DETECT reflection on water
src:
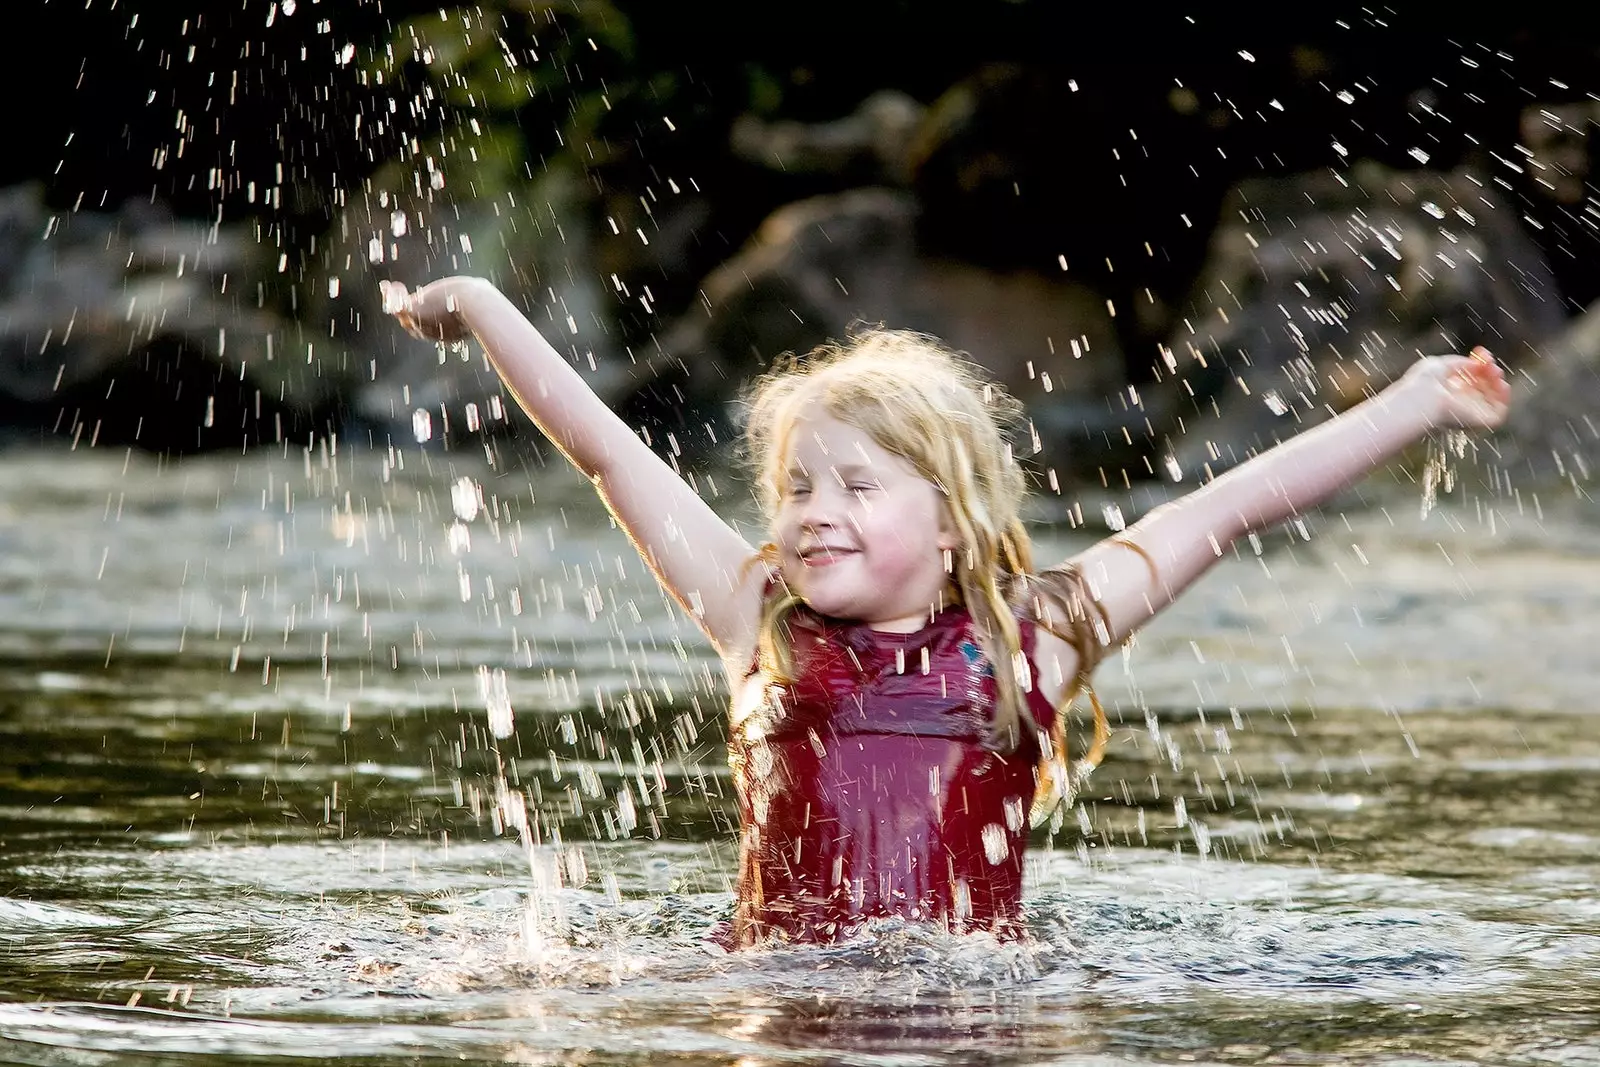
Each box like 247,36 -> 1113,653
0,447 -> 1596,1065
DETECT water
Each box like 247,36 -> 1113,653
0,444 -> 1597,1065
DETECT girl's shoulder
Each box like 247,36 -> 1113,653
1007,562 -> 1111,692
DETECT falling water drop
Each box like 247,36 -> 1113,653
478,667 -> 514,739
381,282 -> 407,314
412,408 -> 433,443
451,476 -> 480,521
980,823 -> 1009,863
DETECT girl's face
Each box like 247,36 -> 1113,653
772,410 -> 957,632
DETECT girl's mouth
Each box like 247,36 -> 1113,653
797,546 -> 856,566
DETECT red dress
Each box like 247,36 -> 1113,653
728,607 -> 1056,945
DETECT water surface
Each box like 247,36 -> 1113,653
0,445 -> 1595,1065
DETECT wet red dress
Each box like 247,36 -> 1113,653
728,607 -> 1056,945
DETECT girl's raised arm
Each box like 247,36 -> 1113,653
383,277 -> 767,664
1065,350 -> 1512,645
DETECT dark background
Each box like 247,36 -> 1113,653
19,3 -> 1600,242
10,1 -> 1600,452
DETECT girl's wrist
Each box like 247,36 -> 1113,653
1387,362 -> 1451,431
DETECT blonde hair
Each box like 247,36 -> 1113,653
742,328 -> 1109,815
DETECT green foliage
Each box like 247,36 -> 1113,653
367,1 -> 641,191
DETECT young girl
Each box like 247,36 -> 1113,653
382,276 -> 1510,947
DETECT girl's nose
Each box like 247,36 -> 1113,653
797,483 -> 843,528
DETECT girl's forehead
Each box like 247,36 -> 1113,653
784,412 -> 886,465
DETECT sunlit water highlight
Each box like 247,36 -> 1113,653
0,446 -> 1596,1065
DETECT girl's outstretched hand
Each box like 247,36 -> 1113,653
1399,347 -> 1511,430
380,276 -> 486,343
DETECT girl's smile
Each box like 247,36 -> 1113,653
796,546 -> 856,565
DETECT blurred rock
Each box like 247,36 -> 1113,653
1515,100 -> 1600,309
0,183 -> 340,452
1148,163 -> 1565,481
1502,296 -> 1600,485
648,187 -> 1127,464
905,63 -> 1238,367
731,91 -> 925,186
1520,101 -> 1600,207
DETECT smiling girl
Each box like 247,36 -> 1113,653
383,277 -> 1510,947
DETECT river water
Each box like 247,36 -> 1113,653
0,438 -> 1596,1066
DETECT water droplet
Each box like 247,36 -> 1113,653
380,282 -> 407,314
1263,390 -> 1289,416
980,823 -> 1009,864
1102,503 -> 1126,531
412,408 -> 433,443
327,277 -> 341,299
478,666 -> 514,738
390,210 -> 408,238
616,786 -> 637,834
280,0 -> 296,14
451,476 -> 480,521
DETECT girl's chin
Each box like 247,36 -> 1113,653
792,588 -> 859,618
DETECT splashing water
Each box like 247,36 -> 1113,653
478,666 -> 515,738
451,476 -> 481,522
1420,429 -> 1469,518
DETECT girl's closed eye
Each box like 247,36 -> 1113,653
848,483 -> 881,506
